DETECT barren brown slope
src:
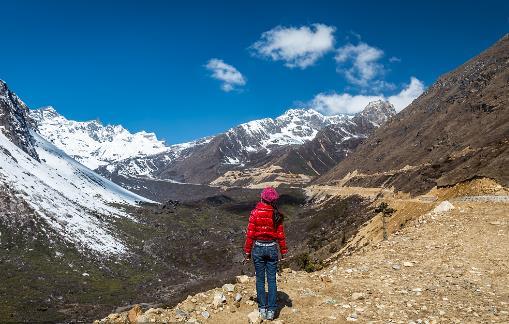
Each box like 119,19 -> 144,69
316,34 -> 509,194
95,179 -> 509,324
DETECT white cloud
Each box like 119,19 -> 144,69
205,58 -> 246,92
311,92 -> 382,115
250,23 -> 336,69
388,77 -> 425,110
335,42 -> 385,87
310,77 -> 425,114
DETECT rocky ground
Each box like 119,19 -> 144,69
96,179 -> 508,323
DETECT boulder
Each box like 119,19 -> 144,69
212,292 -> 227,308
247,309 -> 261,324
128,304 -> 143,324
236,275 -> 250,284
222,283 -> 235,293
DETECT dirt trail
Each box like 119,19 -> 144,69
96,181 -> 509,324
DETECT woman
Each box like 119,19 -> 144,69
244,187 -> 287,321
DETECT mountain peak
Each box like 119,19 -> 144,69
0,80 -> 39,160
29,106 -> 169,169
357,100 -> 396,126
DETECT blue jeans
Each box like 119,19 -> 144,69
252,244 -> 278,311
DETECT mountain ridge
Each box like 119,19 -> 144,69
316,33 -> 509,194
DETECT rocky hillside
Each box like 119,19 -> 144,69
317,34 -> 509,194
95,178 -> 509,323
271,100 -> 396,176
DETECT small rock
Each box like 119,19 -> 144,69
128,304 -> 142,323
135,315 -> 150,324
234,293 -> 242,302
236,275 -> 250,284
392,264 -> 401,270
403,261 -> 414,267
247,309 -> 261,324
191,298 -> 197,303
201,310 -> 210,319
439,310 -> 446,316
346,313 -> 358,321
144,308 -> 163,315
176,309 -> 188,319
212,292 -> 226,308
352,292 -> 365,300
222,283 -> 235,293
320,275 -> 332,282
82,272 -> 90,277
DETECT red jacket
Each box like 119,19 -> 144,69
244,202 -> 288,255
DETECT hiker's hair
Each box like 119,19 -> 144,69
262,199 -> 284,227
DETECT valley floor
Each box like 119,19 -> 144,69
97,183 -> 509,324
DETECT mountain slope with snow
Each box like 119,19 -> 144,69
0,81 -> 151,255
29,100 -> 396,193
30,106 -> 170,169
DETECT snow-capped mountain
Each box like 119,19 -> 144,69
357,99 -> 396,126
225,109 -> 350,152
0,80 -> 151,255
97,104 -> 395,188
96,108 -> 353,184
30,106 -> 169,169
26,97 -> 396,193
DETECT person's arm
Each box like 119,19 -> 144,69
276,222 -> 288,256
243,211 -> 257,257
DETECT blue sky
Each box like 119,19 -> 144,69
1,0 -> 508,143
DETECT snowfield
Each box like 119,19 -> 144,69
0,130 -> 152,255
30,106 -> 169,169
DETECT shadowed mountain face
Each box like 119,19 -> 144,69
271,100 -> 396,176
317,34 -> 509,194
0,80 -> 39,161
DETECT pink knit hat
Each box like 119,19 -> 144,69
261,187 -> 279,203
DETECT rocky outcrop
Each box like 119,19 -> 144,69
0,80 -> 39,160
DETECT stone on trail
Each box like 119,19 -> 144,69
352,292 -> 365,300
234,293 -> 242,302
403,261 -> 414,267
212,292 -> 227,308
346,313 -> 358,321
236,275 -> 250,283
128,304 -> 142,323
432,201 -> 455,214
392,264 -> 401,270
201,310 -> 210,319
247,309 -> 261,324
175,308 -> 188,319
222,283 -> 235,292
